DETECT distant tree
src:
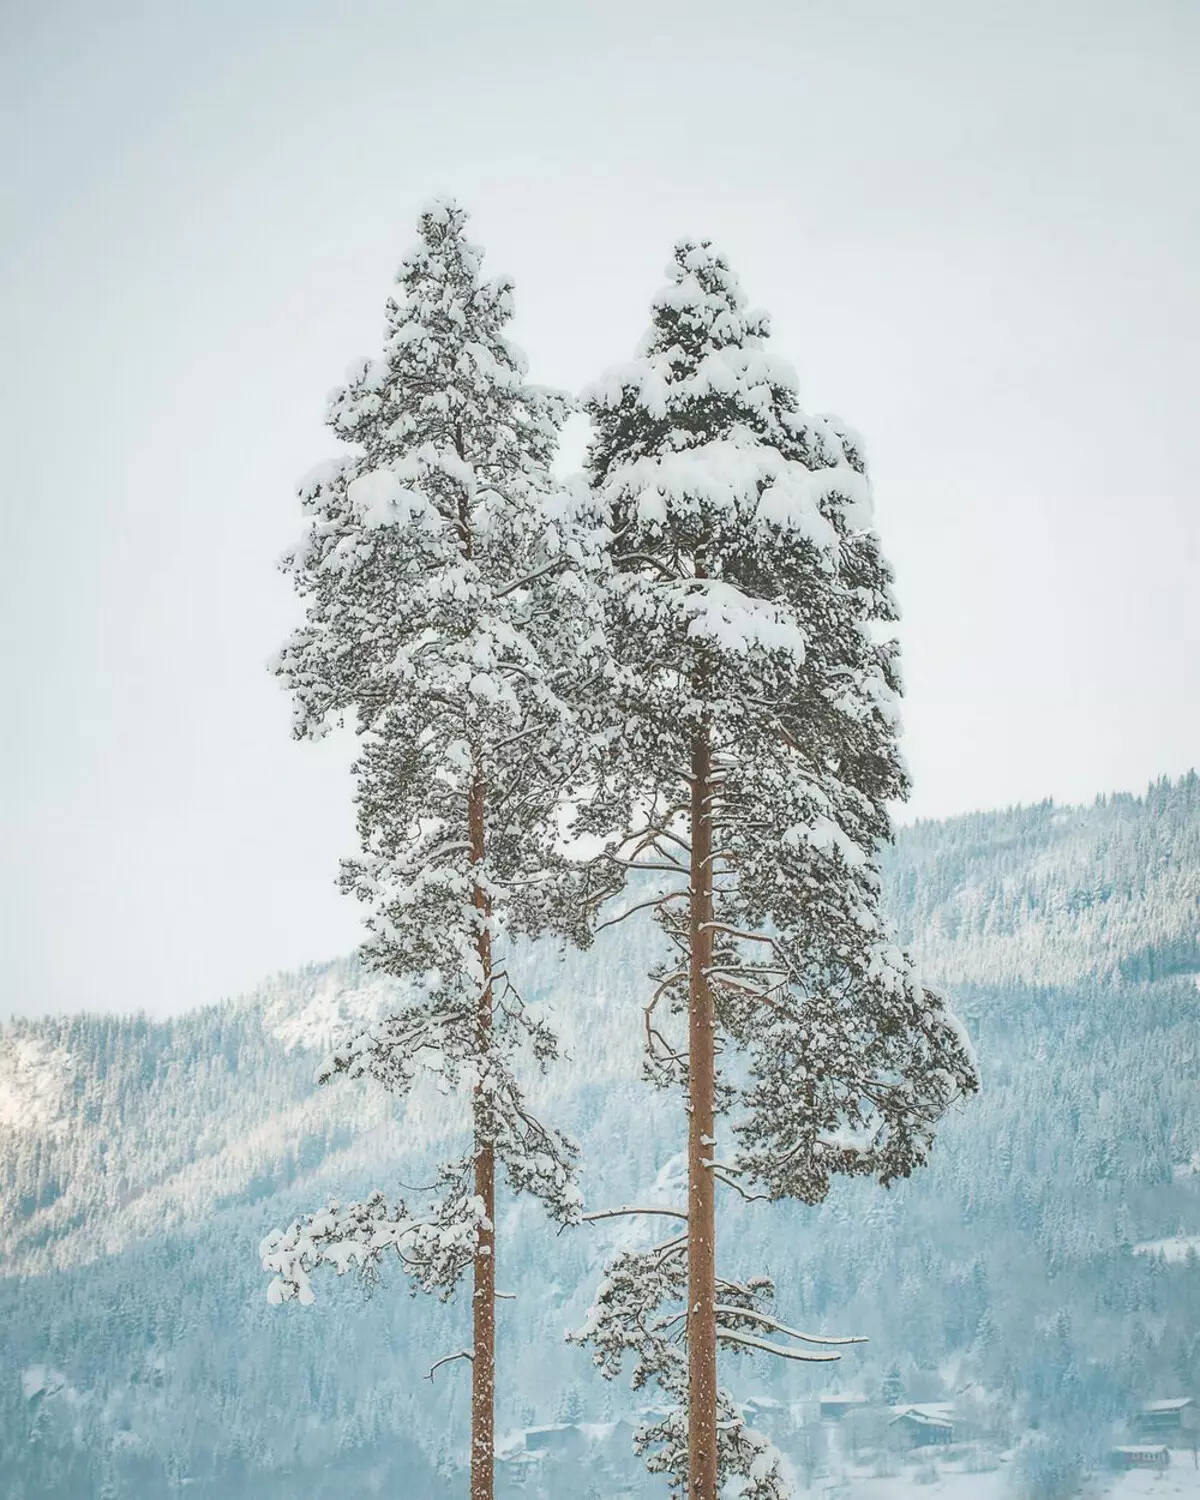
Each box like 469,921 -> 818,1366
260,199 -> 588,1500
556,1384 -> 584,1424
567,240 -> 979,1500
1009,1431 -> 1081,1500
881,1366 -> 904,1406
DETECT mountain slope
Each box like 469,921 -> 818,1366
2,773 -> 1198,1499
883,772 -> 1200,987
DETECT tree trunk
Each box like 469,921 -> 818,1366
687,725 -> 718,1500
469,772 -> 496,1500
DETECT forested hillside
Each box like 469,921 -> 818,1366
883,773 -> 1200,987
2,774 -> 1198,1499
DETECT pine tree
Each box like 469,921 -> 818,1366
259,198 -> 589,1500
556,1383 -> 584,1425
567,241 -> 979,1499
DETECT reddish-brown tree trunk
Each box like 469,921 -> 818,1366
687,725 -> 718,1500
469,772 -> 495,1500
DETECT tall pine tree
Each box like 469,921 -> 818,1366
260,199 -> 589,1500
567,241 -> 979,1500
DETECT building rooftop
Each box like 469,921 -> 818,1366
889,1404 -> 955,1428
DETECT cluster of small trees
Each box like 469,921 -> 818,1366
259,199 -> 977,1500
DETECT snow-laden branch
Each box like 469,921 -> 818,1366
426,1349 -> 474,1381
713,1305 -> 866,1346
715,1327 -> 842,1363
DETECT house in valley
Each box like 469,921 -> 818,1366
888,1404 -> 955,1448
1110,1445 -> 1171,1471
1134,1398 -> 1195,1439
819,1394 -> 869,1422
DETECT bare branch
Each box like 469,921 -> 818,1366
648,1233 -> 690,1259
711,974 -> 804,1022
624,826 -> 691,867
711,1170 -> 772,1203
426,1349 -> 474,1381
701,923 -> 782,948
705,964 -> 789,981
593,891 -> 688,935
493,556 -> 566,599
581,1205 -> 689,1224
603,854 -> 690,875
616,550 -> 680,579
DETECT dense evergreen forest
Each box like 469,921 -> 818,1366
2,774 -> 1198,1498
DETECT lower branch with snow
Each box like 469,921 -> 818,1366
570,1224 -> 858,1499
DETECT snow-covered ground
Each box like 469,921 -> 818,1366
803,1448 -> 1200,1500
823,1468 -> 1010,1500
1103,1452 -> 1200,1499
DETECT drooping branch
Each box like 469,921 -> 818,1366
713,1305 -> 866,1347
705,964 -> 789,982
700,923 -> 783,948
593,890 -> 689,935
602,850 -> 690,875
493,555 -> 568,599
710,1170 -> 771,1203
581,1205 -> 689,1224
715,1327 -> 842,1363
649,1234 -> 690,1266
427,1349 -> 475,1381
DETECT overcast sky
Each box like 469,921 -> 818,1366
2,0 -> 1196,1019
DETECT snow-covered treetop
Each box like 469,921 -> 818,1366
584,239 -> 873,544
323,196 -> 560,482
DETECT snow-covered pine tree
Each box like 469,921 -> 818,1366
259,199 -> 591,1500
566,241 -> 980,1500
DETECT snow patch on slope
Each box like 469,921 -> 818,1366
0,1036 -> 74,1131
261,968 -> 400,1053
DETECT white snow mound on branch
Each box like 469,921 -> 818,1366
607,437 -> 871,542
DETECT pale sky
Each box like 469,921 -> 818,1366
2,0 -> 1197,1018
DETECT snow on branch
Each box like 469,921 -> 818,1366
715,1327 -> 842,1363
261,1172 -> 489,1305
712,1304 -> 865,1346
426,1349 -> 474,1381
261,1192 -> 411,1306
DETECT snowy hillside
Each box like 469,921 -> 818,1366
2,774 -> 1199,1498
884,774 -> 1200,987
